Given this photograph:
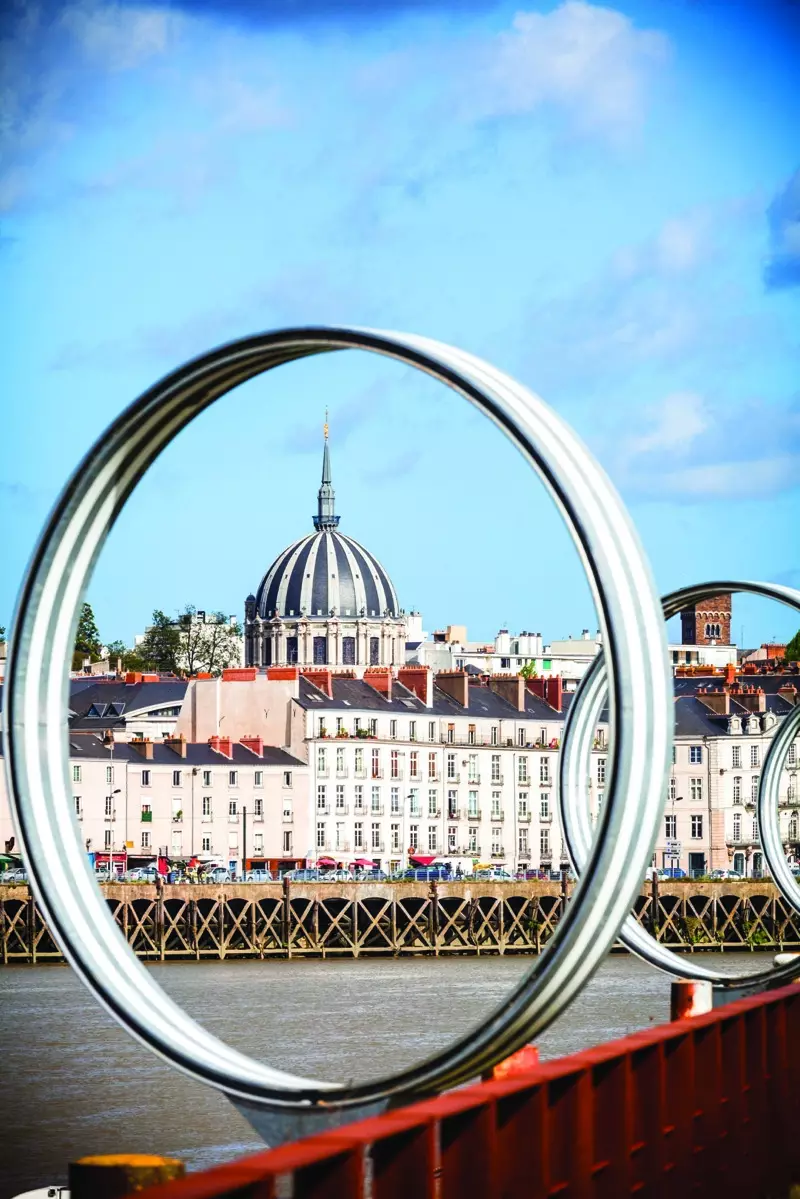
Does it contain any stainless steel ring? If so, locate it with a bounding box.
[561,580,800,990]
[4,326,672,1110]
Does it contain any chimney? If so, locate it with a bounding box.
[364,667,392,699]
[222,667,258,682]
[778,684,798,707]
[435,671,469,708]
[267,666,299,681]
[164,734,187,758]
[397,666,433,707]
[724,662,736,687]
[735,686,766,714]
[488,674,525,712]
[208,735,233,758]
[526,675,563,713]
[130,738,154,759]
[125,672,143,684]
[301,668,333,699]
[697,687,729,716]
[241,734,264,757]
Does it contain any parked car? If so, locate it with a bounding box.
[244,869,274,883]
[353,868,388,882]
[658,867,687,879]
[283,868,322,882]
[0,868,27,884]
[202,866,232,884]
[393,867,452,882]
[471,869,514,881]
[318,869,353,882]
[710,869,744,880]
[125,867,158,883]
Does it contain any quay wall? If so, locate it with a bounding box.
[1,879,797,963]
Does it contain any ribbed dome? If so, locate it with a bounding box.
[255,529,400,620]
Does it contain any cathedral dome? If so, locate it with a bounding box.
[252,422,400,622]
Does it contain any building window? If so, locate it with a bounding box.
[391,823,400,851]
[202,835,212,853]
[317,784,327,811]
[429,721,436,741]
[336,784,345,811]
[447,753,457,780]
[597,758,606,786]
[253,832,264,856]
[354,785,364,811]
[354,822,364,849]
[316,823,326,849]
[751,745,760,768]
[203,770,212,787]
[372,749,381,778]
[141,770,151,787]
[410,751,419,778]
[372,786,381,813]
[501,657,511,670]
[286,636,299,664]
[335,823,345,851]
[665,814,677,839]
[540,828,550,857]
[254,797,263,818]
[787,743,796,766]
[336,747,345,774]
[540,795,549,819]
[491,828,502,856]
[202,796,212,817]
[369,719,378,736]
[467,827,478,853]
[468,790,479,818]
[691,815,703,839]
[390,787,400,814]
[751,775,760,802]
[428,826,438,852]
[518,793,529,818]
[428,752,437,778]
[354,748,364,776]
[336,717,344,735]
[229,770,238,786]
[409,789,421,817]
[518,827,529,854]
[104,795,113,817]
[390,719,397,740]
[447,724,455,744]
[106,765,114,785]
[74,796,82,818]
[254,770,264,787]
[428,790,438,816]
[689,746,703,764]
[491,792,502,818]
[690,778,703,802]
[369,637,380,665]
[313,636,328,665]
[491,755,501,782]
[229,800,237,818]
[140,831,150,849]
[733,776,742,803]
[732,745,741,768]
[541,757,551,785]
[448,826,457,852]
[73,765,82,783]
[753,814,759,841]
[342,636,356,665]
[491,726,498,746]
[596,729,606,748]
[172,769,181,786]
[283,831,293,854]
[669,777,676,802]
[318,718,327,738]
[468,724,476,745]
[733,812,741,841]
[518,757,528,784]
[468,754,479,782]
[283,771,292,788]
[517,728,525,747]
[448,790,458,818]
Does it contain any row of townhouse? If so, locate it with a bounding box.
[0,733,309,875]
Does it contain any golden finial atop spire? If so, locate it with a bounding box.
[323,406,329,441]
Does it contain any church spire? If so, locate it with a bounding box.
[313,409,340,531]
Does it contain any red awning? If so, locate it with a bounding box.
[353,858,376,868]
[317,856,337,867]
[409,854,437,867]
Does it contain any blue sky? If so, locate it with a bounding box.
[1,0,798,649]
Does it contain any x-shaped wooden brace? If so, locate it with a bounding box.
[395,898,431,948]
[353,899,393,951]
[316,900,356,951]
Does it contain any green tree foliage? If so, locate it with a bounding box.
[177,605,241,676]
[519,661,538,679]
[75,602,102,658]
[786,628,800,663]
[137,610,181,674]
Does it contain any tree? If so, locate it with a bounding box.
[137,610,181,674]
[75,602,101,658]
[176,605,242,676]
[786,628,800,663]
[519,661,538,679]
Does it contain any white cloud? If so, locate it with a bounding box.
[625,391,710,456]
[470,2,670,144]
[59,2,185,72]
[647,454,799,499]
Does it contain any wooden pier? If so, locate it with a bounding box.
[2,878,799,964]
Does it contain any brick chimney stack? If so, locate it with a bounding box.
[488,674,526,712]
[241,735,264,756]
[301,668,333,699]
[435,671,469,709]
[697,687,730,716]
[778,684,798,707]
[363,667,392,699]
[208,735,233,758]
[526,675,564,713]
[733,685,766,714]
[130,739,154,759]
[163,734,187,758]
[397,666,433,707]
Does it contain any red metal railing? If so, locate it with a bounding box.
[136,982,800,1199]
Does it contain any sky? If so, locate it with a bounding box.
[1,0,799,650]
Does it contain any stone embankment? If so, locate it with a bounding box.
[1,879,796,963]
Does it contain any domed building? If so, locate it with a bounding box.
[244,424,406,670]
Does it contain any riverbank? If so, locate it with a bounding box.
[2,879,796,962]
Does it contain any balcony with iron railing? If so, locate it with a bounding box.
[334,804,350,816]
[446,773,461,784]
[282,813,294,824]
[466,809,482,821]
[371,769,384,779]
[540,812,553,823]
[491,849,505,859]
[317,767,330,779]
[316,804,331,816]
[518,812,532,824]
[490,811,505,822]
[518,848,531,860]
[336,769,349,779]
[370,804,385,816]
[354,768,367,779]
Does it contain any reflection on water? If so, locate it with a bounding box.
[0,953,765,1196]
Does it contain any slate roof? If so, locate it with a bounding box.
[62,735,304,768]
[297,675,568,720]
[67,679,188,730]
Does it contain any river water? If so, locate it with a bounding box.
[0,952,767,1196]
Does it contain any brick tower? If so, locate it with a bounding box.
[680,594,732,645]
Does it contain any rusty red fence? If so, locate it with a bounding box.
[136,982,800,1199]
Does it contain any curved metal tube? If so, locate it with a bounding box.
[561,579,800,990]
[3,326,672,1111]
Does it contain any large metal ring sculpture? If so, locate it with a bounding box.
[561,579,800,990]
[4,326,672,1114]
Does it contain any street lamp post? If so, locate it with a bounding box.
[241,804,248,881]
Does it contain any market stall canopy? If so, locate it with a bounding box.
[317,857,337,867]
[408,855,437,867]
[353,858,376,867]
